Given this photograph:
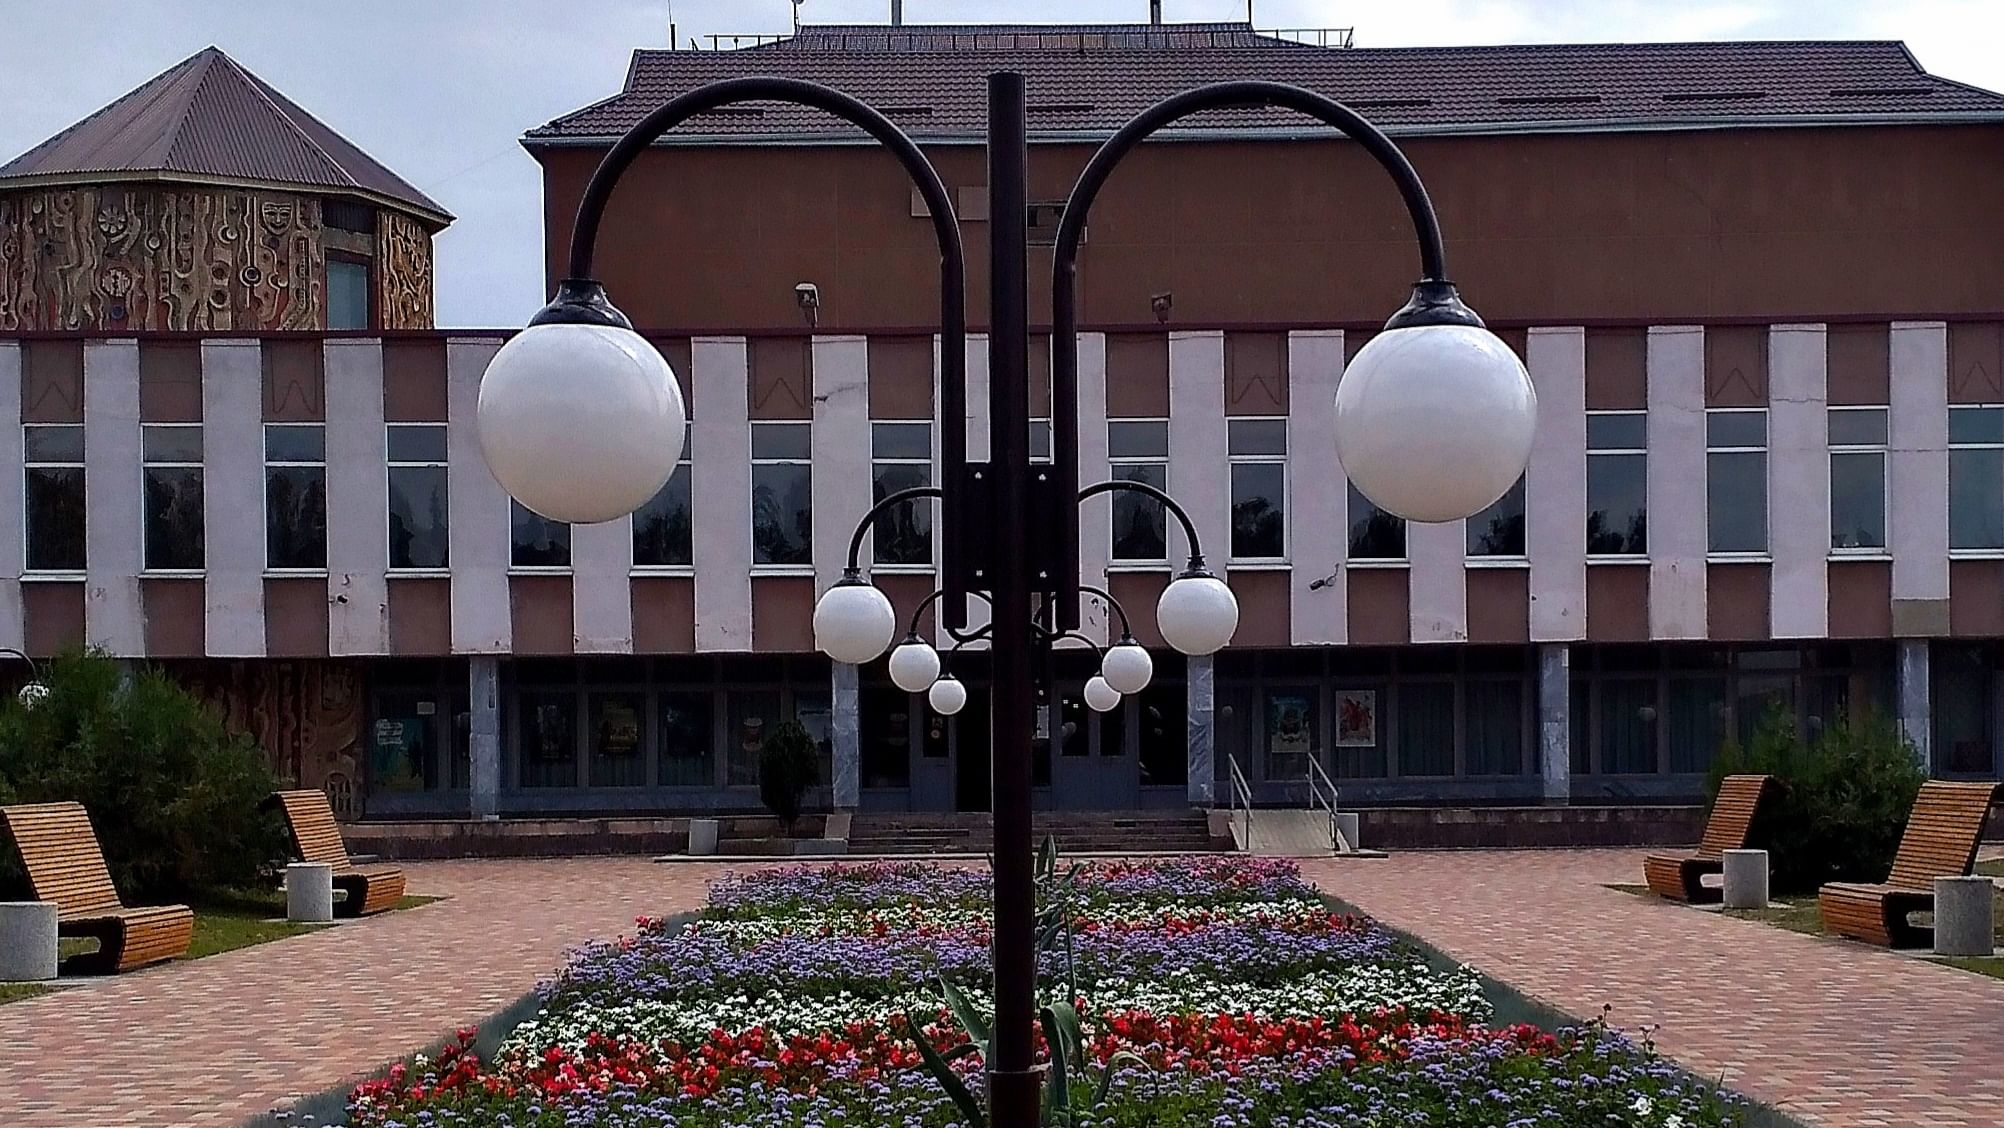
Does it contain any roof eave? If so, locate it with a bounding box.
[0,168,454,230]
[521,109,2004,149]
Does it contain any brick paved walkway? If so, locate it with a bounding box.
[1303,850,2004,1128]
[0,858,732,1128]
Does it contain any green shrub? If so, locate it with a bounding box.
[0,651,286,903]
[757,720,820,835]
[1708,706,1925,893]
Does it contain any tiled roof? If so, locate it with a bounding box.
[528,27,2004,145]
[0,47,450,226]
[748,23,1318,52]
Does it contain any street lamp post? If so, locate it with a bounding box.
[476,66,1534,1128]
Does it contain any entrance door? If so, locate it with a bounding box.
[1050,688,1140,809]
[954,686,992,812]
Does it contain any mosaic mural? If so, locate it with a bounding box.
[377,209,436,329]
[177,659,366,818]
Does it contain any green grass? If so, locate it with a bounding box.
[49,890,444,970]
[0,983,52,1006]
[1613,874,2004,979]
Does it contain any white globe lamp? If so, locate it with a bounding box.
[1083,675,1121,714]
[16,681,48,709]
[928,674,968,716]
[887,637,943,693]
[1157,572,1239,656]
[1333,288,1535,524]
[1099,639,1153,696]
[477,285,686,526]
[813,577,897,665]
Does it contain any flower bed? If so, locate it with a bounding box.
[345,857,1749,1127]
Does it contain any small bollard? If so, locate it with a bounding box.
[285,861,335,923]
[1334,812,1361,853]
[0,902,58,981]
[1722,848,1769,910]
[1934,875,1995,957]
[687,818,720,856]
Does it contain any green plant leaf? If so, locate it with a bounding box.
[1040,1004,1071,1124]
[1093,1050,1147,1107]
[909,1011,988,1128]
[941,976,993,1050]
[1038,834,1058,882]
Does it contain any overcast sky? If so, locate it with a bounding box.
[2,1,1998,327]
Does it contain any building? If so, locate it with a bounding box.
[4,23,2004,824]
[0,47,451,333]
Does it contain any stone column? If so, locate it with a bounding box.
[832,662,861,809]
[1187,655,1216,806]
[1897,639,1932,772]
[1538,643,1571,804]
[469,655,501,820]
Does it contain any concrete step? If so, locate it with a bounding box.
[849,810,1227,856]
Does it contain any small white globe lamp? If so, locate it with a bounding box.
[887,637,943,694]
[477,281,686,524]
[1099,638,1153,695]
[1083,675,1121,714]
[928,674,968,716]
[1332,282,1536,524]
[1157,572,1239,656]
[16,682,48,709]
[813,574,897,665]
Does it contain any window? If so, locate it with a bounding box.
[265,423,327,570]
[1829,407,1888,552]
[1586,411,1647,555]
[751,422,811,566]
[1463,680,1524,774]
[1108,420,1167,563]
[1467,478,1526,558]
[1949,405,2004,551]
[871,422,932,566]
[1136,681,1186,786]
[1398,682,1456,776]
[142,424,203,571]
[633,437,693,568]
[588,692,647,787]
[517,692,577,788]
[1030,417,1053,463]
[1707,408,1767,554]
[658,691,715,786]
[327,258,371,330]
[387,424,448,570]
[1228,418,1286,561]
[1347,483,1405,560]
[861,687,914,788]
[511,501,569,568]
[727,690,783,785]
[24,424,85,572]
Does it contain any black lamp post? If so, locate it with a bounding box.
[476,67,1537,1128]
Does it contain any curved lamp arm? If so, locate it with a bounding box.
[1051,83,1473,631]
[846,486,945,573]
[1077,583,1134,639]
[1077,479,1207,571]
[0,647,40,684]
[904,587,995,645]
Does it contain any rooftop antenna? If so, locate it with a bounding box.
[1149,0,1161,24]
[666,0,676,46]
[793,0,806,33]
[892,0,904,25]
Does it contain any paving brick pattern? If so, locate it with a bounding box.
[1303,849,2004,1128]
[0,859,732,1127]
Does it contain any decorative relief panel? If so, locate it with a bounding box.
[0,185,327,331]
[377,210,435,329]
[177,659,365,805]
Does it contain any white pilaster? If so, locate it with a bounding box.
[571,514,633,653]
[946,335,992,647]
[1076,332,1112,643]
[202,339,265,657]
[1408,519,1467,643]
[1890,322,1950,616]
[1527,328,1586,642]
[693,337,752,651]
[1288,330,1346,645]
[1769,324,1829,638]
[447,338,510,654]
[1168,332,1228,566]
[83,340,143,656]
[1647,326,1707,639]
[811,335,871,595]
[325,339,390,655]
[0,343,20,649]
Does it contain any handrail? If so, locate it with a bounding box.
[1306,755,1347,853]
[1225,753,1255,853]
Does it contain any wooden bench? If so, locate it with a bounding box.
[270,790,407,917]
[1818,779,2001,948]
[1642,774,1774,903]
[0,802,193,974]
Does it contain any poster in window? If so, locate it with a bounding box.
[371,717,422,792]
[1266,693,1314,755]
[597,699,642,758]
[1334,690,1377,747]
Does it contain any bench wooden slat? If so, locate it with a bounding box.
[271,789,408,917]
[1,801,193,971]
[1819,779,2000,946]
[1644,775,1774,901]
